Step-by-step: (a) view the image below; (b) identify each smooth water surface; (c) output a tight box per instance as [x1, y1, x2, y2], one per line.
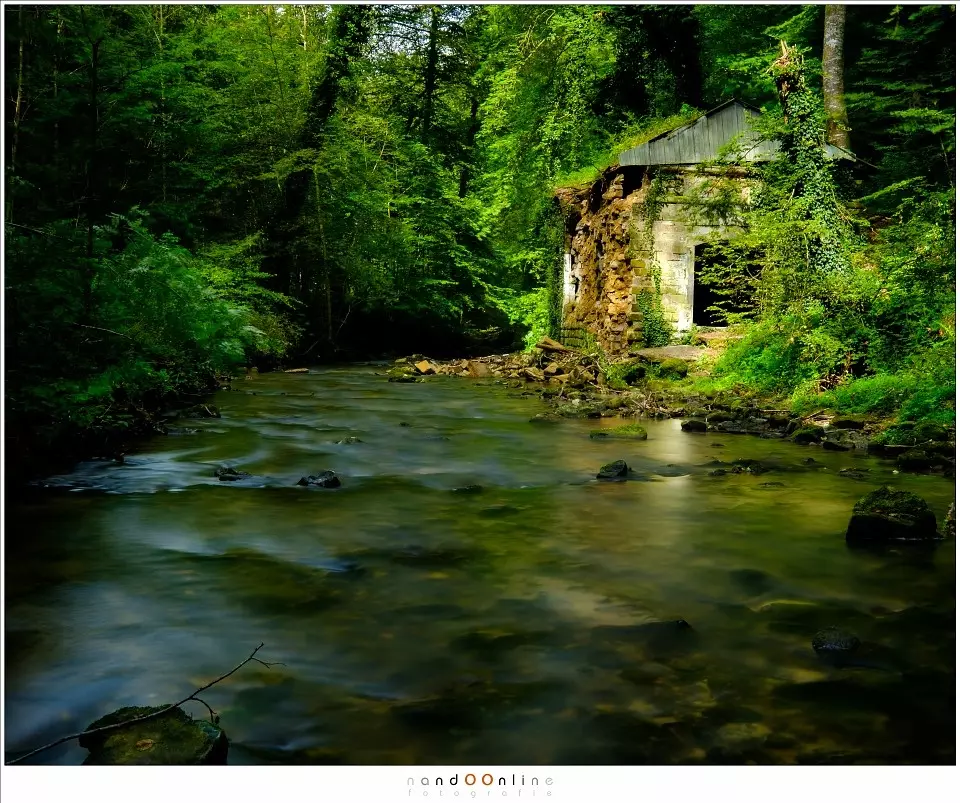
[5, 366, 955, 764]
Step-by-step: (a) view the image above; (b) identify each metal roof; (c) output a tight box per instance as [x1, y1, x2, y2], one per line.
[618, 99, 854, 167]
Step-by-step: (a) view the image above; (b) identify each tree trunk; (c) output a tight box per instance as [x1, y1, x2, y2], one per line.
[9, 5, 25, 224]
[823, 5, 850, 150]
[422, 7, 440, 141]
[459, 97, 479, 198]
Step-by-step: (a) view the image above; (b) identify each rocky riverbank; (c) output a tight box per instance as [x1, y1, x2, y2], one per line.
[387, 339, 956, 480]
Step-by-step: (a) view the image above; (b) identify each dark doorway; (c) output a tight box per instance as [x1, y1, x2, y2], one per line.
[693, 243, 727, 326]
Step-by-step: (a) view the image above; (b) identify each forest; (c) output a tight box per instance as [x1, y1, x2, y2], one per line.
[4, 3, 955, 468]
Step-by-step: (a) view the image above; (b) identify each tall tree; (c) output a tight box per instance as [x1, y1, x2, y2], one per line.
[822, 4, 850, 149]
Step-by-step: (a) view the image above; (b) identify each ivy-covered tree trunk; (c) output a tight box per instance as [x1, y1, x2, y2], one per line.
[822, 5, 850, 150]
[771, 40, 846, 276]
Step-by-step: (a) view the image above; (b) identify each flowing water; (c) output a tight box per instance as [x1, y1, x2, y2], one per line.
[4, 365, 956, 764]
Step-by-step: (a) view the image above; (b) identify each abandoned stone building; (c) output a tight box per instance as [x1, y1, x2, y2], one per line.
[555, 99, 853, 355]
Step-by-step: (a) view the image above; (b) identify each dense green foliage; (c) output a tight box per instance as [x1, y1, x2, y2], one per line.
[4, 4, 955, 470]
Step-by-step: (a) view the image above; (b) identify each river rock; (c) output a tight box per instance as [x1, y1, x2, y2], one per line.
[79, 705, 228, 765]
[414, 360, 438, 375]
[597, 460, 631, 480]
[681, 419, 707, 432]
[214, 466, 251, 482]
[297, 470, 342, 488]
[466, 360, 492, 378]
[812, 627, 861, 656]
[845, 487, 940, 543]
[895, 449, 939, 473]
[792, 427, 824, 445]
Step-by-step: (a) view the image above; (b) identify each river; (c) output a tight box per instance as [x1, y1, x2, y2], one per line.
[4, 365, 955, 764]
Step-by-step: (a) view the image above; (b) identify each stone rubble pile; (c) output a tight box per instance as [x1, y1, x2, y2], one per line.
[388, 337, 609, 390]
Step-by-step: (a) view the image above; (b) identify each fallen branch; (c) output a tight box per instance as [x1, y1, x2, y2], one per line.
[7, 642, 283, 765]
[72, 323, 133, 340]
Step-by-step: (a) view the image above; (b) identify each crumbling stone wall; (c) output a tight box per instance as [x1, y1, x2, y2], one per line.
[556, 171, 648, 355]
[557, 166, 747, 355]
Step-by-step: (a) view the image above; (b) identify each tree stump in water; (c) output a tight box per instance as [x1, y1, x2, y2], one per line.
[79, 705, 228, 765]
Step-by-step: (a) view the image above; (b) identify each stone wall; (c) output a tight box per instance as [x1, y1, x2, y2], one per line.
[557, 166, 747, 355]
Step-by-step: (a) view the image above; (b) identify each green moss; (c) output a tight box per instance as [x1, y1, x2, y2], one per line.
[652, 358, 689, 380]
[589, 423, 648, 440]
[853, 487, 932, 520]
[80, 705, 227, 765]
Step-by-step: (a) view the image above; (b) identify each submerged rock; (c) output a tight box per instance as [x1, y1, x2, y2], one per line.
[812, 627, 861, 656]
[296, 470, 342, 488]
[79, 705, 227, 765]
[731, 459, 771, 475]
[845, 487, 940, 543]
[529, 412, 562, 424]
[596, 460, 631, 480]
[214, 466, 251, 482]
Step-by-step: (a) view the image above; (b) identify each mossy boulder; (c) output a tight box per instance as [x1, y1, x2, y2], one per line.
[589, 423, 648, 440]
[846, 487, 940, 543]
[895, 449, 939, 473]
[792, 426, 825, 445]
[597, 460, 632, 480]
[656, 358, 689, 379]
[79, 705, 228, 765]
[913, 422, 950, 442]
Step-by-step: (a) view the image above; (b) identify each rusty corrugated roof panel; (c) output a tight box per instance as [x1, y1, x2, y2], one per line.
[619, 99, 854, 167]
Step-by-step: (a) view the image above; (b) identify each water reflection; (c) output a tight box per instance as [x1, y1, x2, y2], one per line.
[5, 365, 956, 764]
